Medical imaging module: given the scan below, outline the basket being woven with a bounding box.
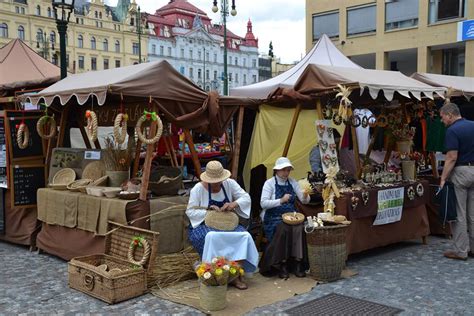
[205,211,238,231]
[306,224,349,282]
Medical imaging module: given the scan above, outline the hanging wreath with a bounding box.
[16,122,29,149]
[36,115,57,140]
[113,113,128,144]
[85,110,98,142]
[127,236,151,266]
[135,110,163,145]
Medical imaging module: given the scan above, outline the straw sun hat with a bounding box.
[200,160,231,183]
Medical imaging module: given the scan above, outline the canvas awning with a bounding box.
[411,72,474,101]
[294,64,446,101]
[26,60,257,136]
[0,39,60,95]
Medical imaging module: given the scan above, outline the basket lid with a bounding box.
[105,221,159,274]
[52,168,76,185]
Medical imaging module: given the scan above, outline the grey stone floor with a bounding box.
[0,236,473,315]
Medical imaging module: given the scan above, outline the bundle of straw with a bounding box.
[103,136,135,171]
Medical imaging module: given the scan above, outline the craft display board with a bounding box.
[315,120,340,173]
[0,116,7,188]
[10,164,45,208]
[48,148,102,183]
[4,110,44,162]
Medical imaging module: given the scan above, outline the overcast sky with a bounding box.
[105,0,306,64]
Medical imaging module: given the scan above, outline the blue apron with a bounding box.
[263,177,295,242]
[188,184,246,256]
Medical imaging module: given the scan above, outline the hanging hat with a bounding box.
[273,157,294,170]
[200,160,231,183]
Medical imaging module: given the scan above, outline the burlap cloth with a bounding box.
[37,188,128,235]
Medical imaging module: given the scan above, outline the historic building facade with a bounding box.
[146,0,259,94]
[0,0,148,73]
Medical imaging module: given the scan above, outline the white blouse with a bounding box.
[186,179,251,228]
[260,175,310,220]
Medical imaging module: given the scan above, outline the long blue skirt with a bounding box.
[188,223,246,257]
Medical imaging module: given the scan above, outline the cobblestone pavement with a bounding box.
[1,236,473,315]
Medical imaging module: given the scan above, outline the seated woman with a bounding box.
[259,157,310,279]
[186,160,258,290]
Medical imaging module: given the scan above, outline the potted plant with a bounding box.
[103,136,135,187]
[397,151,422,181]
[392,124,416,154]
[195,257,243,311]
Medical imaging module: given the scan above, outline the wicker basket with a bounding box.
[68,221,160,304]
[148,166,182,196]
[306,224,348,282]
[52,168,76,185]
[205,211,238,231]
[200,283,227,311]
[82,161,106,181]
[282,212,305,225]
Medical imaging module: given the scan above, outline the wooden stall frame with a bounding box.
[282,103,302,157]
[231,105,244,179]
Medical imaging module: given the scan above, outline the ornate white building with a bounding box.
[146,0,259,94]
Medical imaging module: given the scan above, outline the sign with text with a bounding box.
[457,20,474,42]
[373,187,405,226]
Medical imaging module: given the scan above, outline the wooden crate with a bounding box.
[68,222,159,304]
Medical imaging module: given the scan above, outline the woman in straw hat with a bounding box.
[186,160,258,290]
[259,157,310,279]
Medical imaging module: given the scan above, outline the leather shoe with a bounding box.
[444,251,467,261]
[278,262,289,279]
[294,261,306,278]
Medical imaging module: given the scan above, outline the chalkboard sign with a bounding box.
[0,188,4,234]
[10,164,45,208]
[0,117,7,188]
[4,111,44,162]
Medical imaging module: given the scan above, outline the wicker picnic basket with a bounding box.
[305,224,349,282]
[68,221,159,304]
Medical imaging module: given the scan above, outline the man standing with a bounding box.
[439,103,474,260]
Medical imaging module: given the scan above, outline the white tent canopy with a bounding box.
[230,34,361,99]
[411,72,474,101]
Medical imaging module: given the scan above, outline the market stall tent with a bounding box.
[411,72,474,101]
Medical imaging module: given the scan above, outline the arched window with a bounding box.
[90,37,96,50]
[17,25,25,40]
[95,11,98,19]
[52,53,58,65]
[0,23,8,38]
[115,40,120,53]
[36,5,41,16]
[50,31,56,44]
[99,12,102,19]
[36,28,43,42]
[103,39,108,51]
[77,34,83,48]
[47,7,52,18]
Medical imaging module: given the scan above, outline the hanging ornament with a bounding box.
[36,114,57,140]
[113,113,128,144]
[136,110,163,145]
[85,110,98,142]
[317,123,326,138]
[335,84,353,121]
[16,121,29,149]
[319,140,328,152]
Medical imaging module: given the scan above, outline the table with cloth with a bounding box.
[297,180,430,255]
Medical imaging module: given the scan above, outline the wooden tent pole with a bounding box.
[316,99,323,119]
[56,106,70,148]
[350,124,361,179]
[162,135,174,167]
[132,138,142,178]
[168,136,179,168]
[231,105,244,179]
[139,105,157,201]
[282,103,302,157]
[184,129,201,178]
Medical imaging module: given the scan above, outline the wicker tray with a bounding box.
[82,161,106,181]
[282,212,305,225]
[67,179,92,192]
[68,222,160,303]
[52,168,76,185]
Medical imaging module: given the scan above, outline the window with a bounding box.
[47,7,52,18]
[229,56,232,64]
[36,29,43,43]
[229,73,232,82]
[429,0,465,23]
[133,43,139,55]
[214,53,217,63]
[160,46,164,55]
[252,59,257,68]
[78,35,83,48]
[91,57,97,70]
[243,58,246,67]
[15,6,20,14]
[91,37,96,50]
[235,73,238,83]
[95,11,98,19]
[21,7,25,14]
[206,69,209,80]
[347,4,376,36]
[198,69,202,79]
[312,11,339,40]
[213,70,217,80]
[115,40,120,53]
[99,12,102,19]
[189,49,193,59]
[52,53,58,65]
[104,59,109,69]
[36,5,41,16]
[180,66,185,74]
[206,51,209,62]
[234,57,238,66]
[103,39,108,51]
[115,60,121,68]
[78,56,84,69]
[243,74,247,84]
[167,47,171,56]
[50,31,56,44]
[130,17,134,26]
[443,47,465,76]
[17,26,24,40]
[180,48,184,58]
[152,44,156,54]
[385,0,419,31]
[198,50,202,60]
[252,75,257,83]
[189,67,194,78]
[0,23,8,38]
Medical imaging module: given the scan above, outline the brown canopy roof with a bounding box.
[0,39,60,94]
[26,60,257,136]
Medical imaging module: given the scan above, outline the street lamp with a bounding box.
[137,6,142,63]
[212,0,236,96]
[52,0,75,79]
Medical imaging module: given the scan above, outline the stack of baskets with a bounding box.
[306,224,349,282]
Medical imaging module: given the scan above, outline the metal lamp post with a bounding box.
[212,0,236,96]
[137,6,142,63]
[52,0,75,79]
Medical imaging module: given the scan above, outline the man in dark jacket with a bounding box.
[439,103,474,260]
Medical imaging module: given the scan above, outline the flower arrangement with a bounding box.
[195,257,244,286]
[392,124,416,141]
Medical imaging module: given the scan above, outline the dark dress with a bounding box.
[259,177,309,275]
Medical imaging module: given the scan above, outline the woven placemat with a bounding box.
[82,161,105,180]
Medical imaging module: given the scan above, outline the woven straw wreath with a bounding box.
[86,110,98,142]
[17,123,29,149]
[36,115,57,140]
[113,113,128,144]
[135,113,163,145]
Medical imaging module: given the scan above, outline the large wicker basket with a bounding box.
[306,224,348,282]
[68,222,160,304]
